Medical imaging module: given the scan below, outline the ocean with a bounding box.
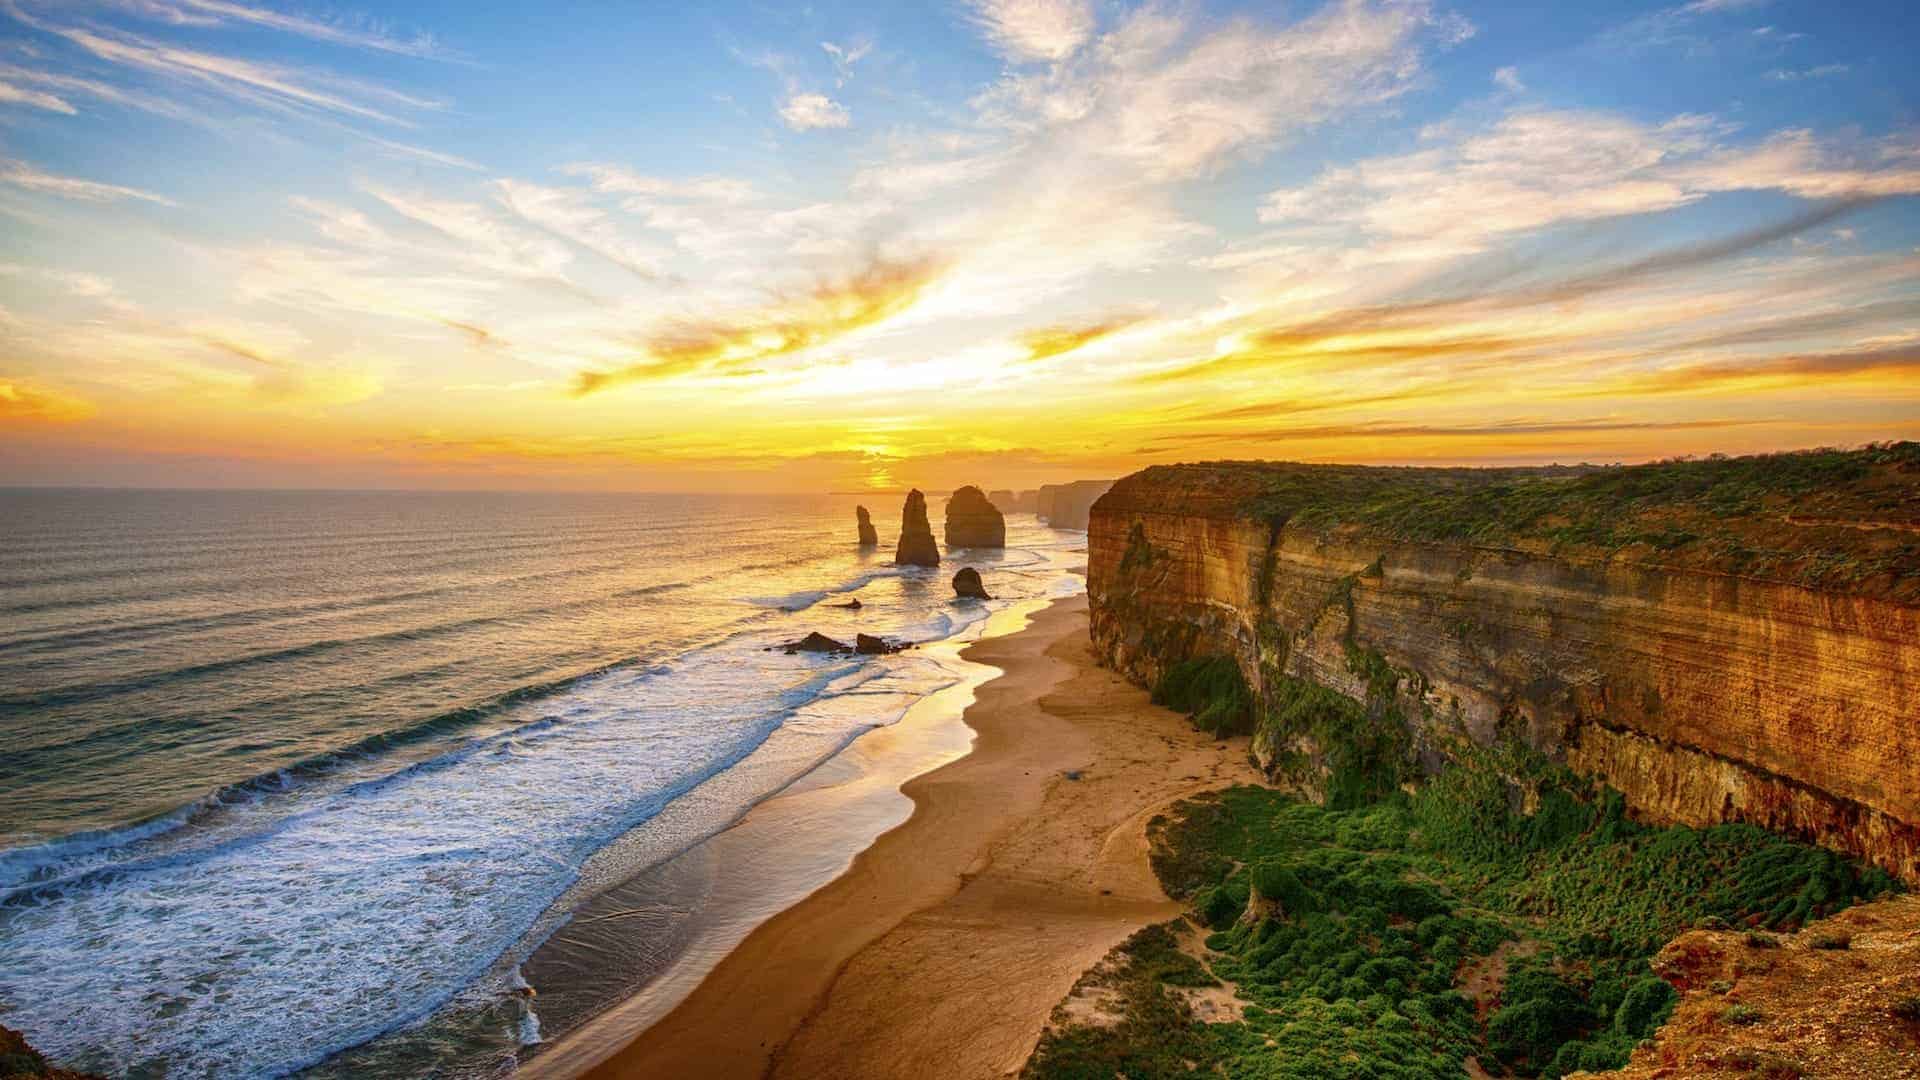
[0,488,1085,1078]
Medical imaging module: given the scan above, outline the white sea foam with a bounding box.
[0,515,1088,1079]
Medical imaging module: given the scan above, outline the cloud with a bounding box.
[1492,65,1524,93]
[0,377,96,423]
[572,255,944,393]
[563,164,757,205]
[965,0,1095,63]
[196,333,385,406]
[1578,344,1920,398]
[974,0,1452,182]
[1766,64,1849,81]
[1258,111,1918,261]
[362,183,575,281]
[778,91,850,131]
[130,0,448,59]
[0,157,175,204]
[1019,312,1147,361]
[0,77,75,112]
[820,38,871,86]
[5,5,441,127]
[494,178,667,280]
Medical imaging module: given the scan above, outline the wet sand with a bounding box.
[564,593,1259,1080]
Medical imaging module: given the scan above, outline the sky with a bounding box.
[0,0,1916,492]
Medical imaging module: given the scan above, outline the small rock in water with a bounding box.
[833,598,862,609]
[952,566,991,600]
[784,632,850,653]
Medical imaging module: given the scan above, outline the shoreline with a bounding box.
[538,592,1258,1080]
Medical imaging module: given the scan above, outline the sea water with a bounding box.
[0,489,1084,1078]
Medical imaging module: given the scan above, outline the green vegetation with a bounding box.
[1153,656,1256,737]
[1221,442,1920,597]
[1027,752,1899,1080]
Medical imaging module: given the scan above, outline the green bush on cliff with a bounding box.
[1153,656,1255,737]
[1035,764,1901,1080]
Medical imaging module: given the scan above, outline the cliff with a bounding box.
[856,505,878,547]
[1087,445,1920,881]
[943,485,1006,548]
[990,488,1038,514]
[1037,480,1114,530]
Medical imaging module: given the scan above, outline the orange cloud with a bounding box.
[573,256,944,394]
[1019,312,1145,362]
[0,377,96,424]
[1573,345,1920,398]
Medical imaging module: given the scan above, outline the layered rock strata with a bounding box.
[1087,450,1920,881]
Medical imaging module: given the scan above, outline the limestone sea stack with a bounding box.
[953,567,990,600]
[943,485,1005,549]
[894,489,940,566]
[856,505,879,547]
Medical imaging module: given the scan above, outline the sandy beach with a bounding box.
[561,592,1257,1080]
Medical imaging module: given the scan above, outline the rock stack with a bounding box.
[943,485,1005,549]
[856,505,878,547]
[953,567,991,600]
[894,489,940,566]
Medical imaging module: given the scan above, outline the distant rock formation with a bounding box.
[894,489,941,566]
[989,489,1038,514]
[953,567,991,600]
[943,485,1006,549]
[1037,480,1114,530]
[856,505,879,547]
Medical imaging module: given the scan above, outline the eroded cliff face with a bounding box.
[1088,461,1920,881]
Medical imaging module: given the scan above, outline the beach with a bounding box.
[539,592,1259,1079]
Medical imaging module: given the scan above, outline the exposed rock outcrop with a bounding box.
[894,489,941,567]
[784,632,850,653]
[953,567,991,600]
[0,1026,101,1079]
[856,505,878,547]
[943,486,1006,549]
[1576,896,1920,1078]
[1037,480,1114,530]
[1087,446,1920,881]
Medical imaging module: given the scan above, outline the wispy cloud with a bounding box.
[572,255,944,393]
[964,0,1095,63]
[1019,312,1147,362]
[0,376,96,423]
[128,0,450,60]
[0,158,175,204]
[0,78,75,112]
[1766,64,1850,81]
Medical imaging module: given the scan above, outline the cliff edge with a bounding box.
[1087,444,1920,881]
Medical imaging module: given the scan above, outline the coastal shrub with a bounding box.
[1260,672,1407,809]
[1046,762,1900,1080]
[1613,976,1678,1039]
[1235,443,1920,594]
[1153,656,1254,737]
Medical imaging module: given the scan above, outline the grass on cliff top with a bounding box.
[1210,442,1920,597]
[1026,756,1899,1080]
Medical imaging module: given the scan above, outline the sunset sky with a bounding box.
[1,0,1916,492]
